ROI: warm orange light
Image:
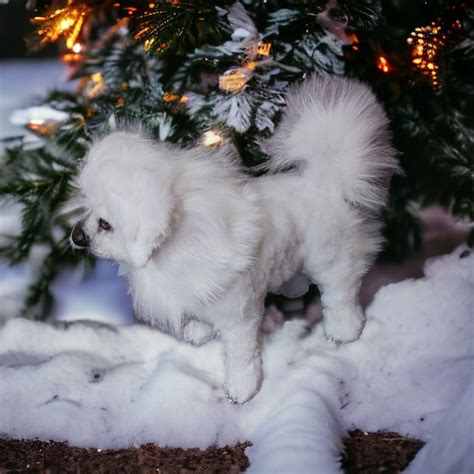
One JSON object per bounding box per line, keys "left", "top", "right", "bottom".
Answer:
{"left": 25, "top": 119, "right": 60, "bottom": 136}
{"left": 201, "top": 130, "right": 225, "bottom": 147}
{"left": 87, "top": 73, "right": 105, "bottom": 98}
{"left": 163, "top": 93, "right": 179, "bottom": 102}
{"left": 31, "top": 2, "right": 91, "bottom": 50}
{"left": 407, "top": 23, "right": 444, "bottom": 88}
{"left": 58, "top": 17, "right": 74, "bottom": 32}
{"left": 257, "top": 42, "right": 272, "bottom": 56}
{"left": 163, "top": 92, "right": 189, "bottom": 104}
{"left": 346, "top": 33, "right": 359, "bottom": 44}
{"left": 245, "top": 61, "right": 257, "bottom": 71}
{"left": 376, "top": 56, "right": 391, "bottom": 73}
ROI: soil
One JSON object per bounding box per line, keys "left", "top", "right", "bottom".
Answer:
{"left": 342, "top": 430, "right": 425, "bottom": 473}
{"left": 0, "top": 431, "right": 423, "bottom": 473}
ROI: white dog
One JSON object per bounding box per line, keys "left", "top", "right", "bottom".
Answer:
{"left": 70, "top": 75, "right": 397, "bottom": 404}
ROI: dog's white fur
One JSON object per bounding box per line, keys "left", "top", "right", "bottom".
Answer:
{"left": 70, "top": 76, "right": 397, "bottom": 404}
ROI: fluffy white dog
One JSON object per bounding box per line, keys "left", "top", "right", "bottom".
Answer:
{"left": 70, "top": 75, "right": 397, "bottom": 404}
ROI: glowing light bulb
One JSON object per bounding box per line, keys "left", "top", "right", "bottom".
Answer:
{"left": 201, "top": 130, "right": 224, "bottom": 147}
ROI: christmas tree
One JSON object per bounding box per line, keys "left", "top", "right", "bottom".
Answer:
{"left": 0, "top": 0, "right": 472, "bottom": 318}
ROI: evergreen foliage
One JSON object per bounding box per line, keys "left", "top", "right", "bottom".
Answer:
{"left": 0, "top": 0, "right": 472, "bottom": 317}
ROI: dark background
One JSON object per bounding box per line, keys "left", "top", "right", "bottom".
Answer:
{"left": 0, "top": 0, "right": 57, "bottom": 58}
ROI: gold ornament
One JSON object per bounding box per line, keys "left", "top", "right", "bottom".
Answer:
{"left": 218, "top": 40, "right": 272, "bottom": 94}
{"left": 407, "top": 22, "right": 446, "bottom": 89}
{"left": 219, "top": 63, "right": 255, "bottom": 93}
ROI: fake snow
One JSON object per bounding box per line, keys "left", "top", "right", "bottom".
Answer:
{"left": 0, "top": 248, "right": 472, "bottom": 473}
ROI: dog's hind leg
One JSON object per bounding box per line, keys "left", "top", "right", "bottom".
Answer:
{"left": 304, "top": 218, "right": 380, "bottom": 343}
{"left": 317, "top": 268, "right": 366, "bottom": 344}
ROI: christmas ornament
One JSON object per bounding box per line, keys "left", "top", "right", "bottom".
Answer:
{"left": 218, "top": 64, "right": 255, "bottom": 93}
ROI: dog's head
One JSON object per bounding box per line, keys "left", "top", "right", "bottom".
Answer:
{"left": 70, "top": 131, "right": 177, "bottom": 269}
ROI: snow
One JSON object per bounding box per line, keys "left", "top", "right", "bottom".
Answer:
{"left": 0, "top": 60, "right": 65, "bottom": 139}
{"left": 406, "top": 380, "right": 474, "bottom": 474}
{"left": 0, "top": 247, "right": 472, "bottom": 472}
{"left": 10, "top": 105, "right": 69, "bottom": 126}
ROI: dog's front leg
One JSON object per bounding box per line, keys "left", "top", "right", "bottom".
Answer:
{"left": 216, "top": 302, "right": 263, "bottom": 405}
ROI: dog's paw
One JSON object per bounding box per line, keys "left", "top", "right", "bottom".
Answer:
{"left": 323, "top": 306, "right": 365, "bottom": 344}
{"left": 182, "top": 320, "right": 215, "bottom": 346}
{"left": 224, "top": 359, "right": 263, "bottom": 405}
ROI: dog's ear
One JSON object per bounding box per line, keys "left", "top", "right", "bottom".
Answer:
{"left": 120, "top": 171, "right": 176, "bottom": 270}
{"left": 126, "top": 213, "right": 168, "bottom": 268}
{"left": 125, "top": 234, "right": 157, "bottom": 269}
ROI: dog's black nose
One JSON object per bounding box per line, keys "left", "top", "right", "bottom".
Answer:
{"left": 71, "top": 223, "right": 90, "bottom": 248}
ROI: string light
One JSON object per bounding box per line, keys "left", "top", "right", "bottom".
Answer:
{"left": 201, "top": 130, "right": 225, "bottom": 147}
{"left": 407, "top": 22, "right": 446, "bottom": 88}
{"left": 130, "top": 1, "right": 216, "bottom": 53}
{"left": 163, "top": 93, "right": 189, "bottom": 103}
{"left": 87, "top": 73, "right": 105, "bottom": 98}
{"left": 30, "top": 1, "right": 91, "bottom": 50}
{"left": 143, "top": 38, "right": 168, "bottom": 52}
{"left": 257, "top": 42, "right": 271, "bottom": 57}
{"left": 376, "top": 56, "right": 392, "bottom": 74}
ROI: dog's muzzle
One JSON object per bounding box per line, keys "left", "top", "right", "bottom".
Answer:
{"left": 71, "top": 223, "right": 90, "bottom": 249}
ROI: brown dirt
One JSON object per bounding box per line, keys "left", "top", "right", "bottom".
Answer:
{"left": 342, "top": 430, "right": 425, "bottom": 473}
{"left": 0, "top": 430, "right": 424, "bottom": 473}
{"left": 0, "top": 439, "right": 250, "bottom": 474}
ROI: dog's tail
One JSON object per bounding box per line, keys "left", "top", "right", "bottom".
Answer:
{"left": 267, "top": 75, "right": 398, "bottom": 212}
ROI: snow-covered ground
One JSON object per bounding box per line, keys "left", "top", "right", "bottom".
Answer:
{"left": 0, "top": 248, "right": 473, "bottom": 473}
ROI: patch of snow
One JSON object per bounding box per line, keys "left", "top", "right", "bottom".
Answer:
{"left": 10, "top": 106, "right": 69, "bottom": 126}
{"left": 0, "top": 60, "right": 66, "bottom": 139}
{"left": 0, "top": 248, "right": 472, "bottom": 473}
{"left": 405, "top": 379, "right": 474, "bottom": 474}
{"left": 335, "top": 247, "right": 473, "bottom": 440}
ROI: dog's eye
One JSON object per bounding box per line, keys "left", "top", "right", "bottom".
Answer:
{"left": 98, "top": 218, "right": 112, "bottom": 232}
